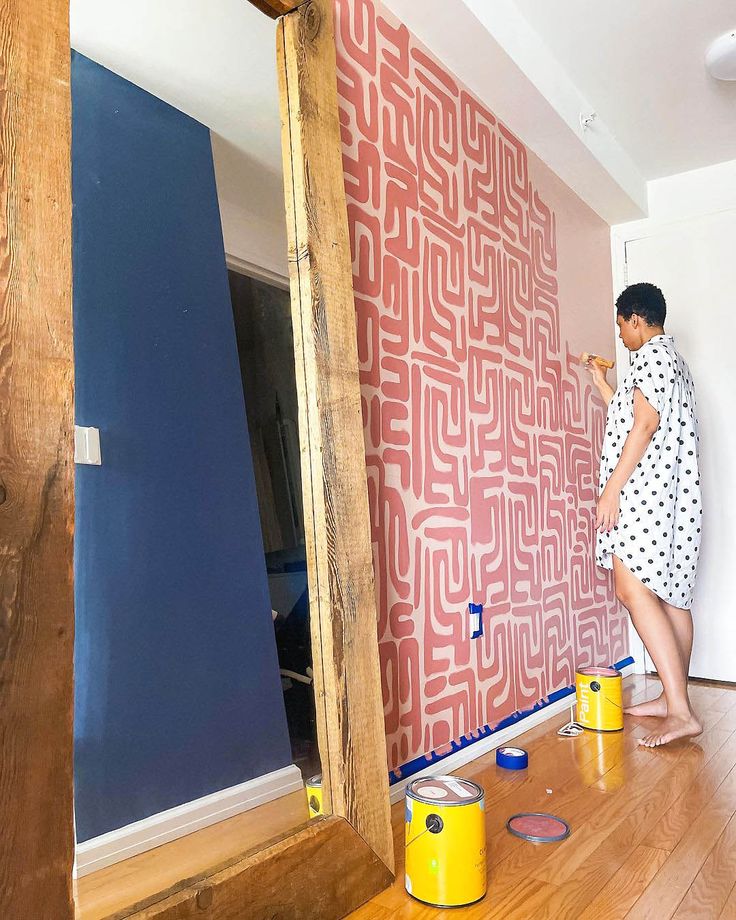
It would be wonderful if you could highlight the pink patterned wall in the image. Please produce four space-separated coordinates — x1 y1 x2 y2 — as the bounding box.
334 0 628 776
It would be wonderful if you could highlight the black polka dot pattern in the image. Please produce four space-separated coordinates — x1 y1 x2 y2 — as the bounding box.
596 334 702 608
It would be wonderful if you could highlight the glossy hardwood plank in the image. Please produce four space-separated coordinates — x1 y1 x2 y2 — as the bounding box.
720 882 736 919
673 811 736 919
578 846 670 920
528 725 729 917
715 703 736 733
345 903 392 920
643 731 736 851
626 764 736 918
347 680 736 920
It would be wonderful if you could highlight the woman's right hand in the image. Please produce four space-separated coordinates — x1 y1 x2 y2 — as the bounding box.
584 356 615 406
584 356 608 388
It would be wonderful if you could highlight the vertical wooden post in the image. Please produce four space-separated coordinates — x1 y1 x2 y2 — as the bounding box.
0 0 76 917
277 0 394 873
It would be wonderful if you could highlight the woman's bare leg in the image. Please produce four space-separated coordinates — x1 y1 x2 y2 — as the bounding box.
625 600 694 717
611 556 701 746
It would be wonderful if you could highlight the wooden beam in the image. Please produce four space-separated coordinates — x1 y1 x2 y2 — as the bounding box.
245 0 306 20
276 0 395 874
125 817 393 919
0 0 76 918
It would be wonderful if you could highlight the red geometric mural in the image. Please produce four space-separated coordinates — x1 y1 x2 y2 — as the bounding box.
334 0 628 775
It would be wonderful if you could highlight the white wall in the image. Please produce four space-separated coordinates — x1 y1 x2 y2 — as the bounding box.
611 159 736 681
71 0 289 280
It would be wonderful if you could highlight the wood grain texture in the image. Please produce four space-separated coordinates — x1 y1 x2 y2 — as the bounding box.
626 763 736 918
276 0 394 874
345 678 736 920
673 812 736 919
125 817 393 920
578 846 669 920
246 0 306 19
0 0 75 917
721 883 736 920
75 791 310 920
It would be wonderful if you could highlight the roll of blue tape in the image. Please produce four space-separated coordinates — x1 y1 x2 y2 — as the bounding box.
496 746 529 770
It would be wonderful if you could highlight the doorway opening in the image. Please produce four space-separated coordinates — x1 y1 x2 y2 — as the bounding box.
227 268 319 779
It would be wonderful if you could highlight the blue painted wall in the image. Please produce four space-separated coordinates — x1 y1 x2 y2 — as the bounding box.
71 52 292 842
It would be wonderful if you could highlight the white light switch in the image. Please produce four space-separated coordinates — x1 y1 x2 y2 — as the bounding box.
75 426 102 465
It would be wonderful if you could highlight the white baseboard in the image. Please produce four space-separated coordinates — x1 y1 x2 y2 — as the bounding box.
389 662 634 804
75 764 304 877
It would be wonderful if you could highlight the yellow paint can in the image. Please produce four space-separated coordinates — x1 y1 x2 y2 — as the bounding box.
576 666 623 732
404 776 486 908
305 774 323 818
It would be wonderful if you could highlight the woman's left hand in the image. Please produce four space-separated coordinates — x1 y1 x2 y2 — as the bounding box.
595 486 620 533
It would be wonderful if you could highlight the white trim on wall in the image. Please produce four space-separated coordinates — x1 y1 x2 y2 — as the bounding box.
388 662 635 803
75 764 304 877
225 252 290 291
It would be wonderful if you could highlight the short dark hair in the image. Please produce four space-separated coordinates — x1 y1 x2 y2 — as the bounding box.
616 282 666 327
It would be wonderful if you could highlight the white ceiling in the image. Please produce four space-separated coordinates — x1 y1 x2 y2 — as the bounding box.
71 0 282 176
71 0 289 274
513 0 736 179
70 0 736 242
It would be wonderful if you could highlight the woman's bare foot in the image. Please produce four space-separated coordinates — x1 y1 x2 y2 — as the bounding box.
638 712 703 747
624 694 668 718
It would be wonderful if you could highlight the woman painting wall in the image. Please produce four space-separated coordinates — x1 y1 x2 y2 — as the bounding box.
334 0 629 778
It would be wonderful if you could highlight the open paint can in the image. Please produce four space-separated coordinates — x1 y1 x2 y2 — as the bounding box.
404 776 486 908
576 666 623 732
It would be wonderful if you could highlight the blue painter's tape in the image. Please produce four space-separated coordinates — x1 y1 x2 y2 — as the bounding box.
469 603 483 639
613 656 635 672
496 746 528 770
388 655 635 786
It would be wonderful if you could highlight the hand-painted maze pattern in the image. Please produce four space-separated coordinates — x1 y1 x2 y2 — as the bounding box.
334 0 628 776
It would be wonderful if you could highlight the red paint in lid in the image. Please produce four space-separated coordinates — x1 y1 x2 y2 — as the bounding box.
506 812 570 843
577 666 620 678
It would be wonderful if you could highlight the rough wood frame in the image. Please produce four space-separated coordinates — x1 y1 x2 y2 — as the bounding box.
1 0 393 918
0 0 76 917
276 0 394 872
247 0 306 19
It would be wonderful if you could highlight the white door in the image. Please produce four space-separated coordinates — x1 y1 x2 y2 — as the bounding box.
625 211 736 682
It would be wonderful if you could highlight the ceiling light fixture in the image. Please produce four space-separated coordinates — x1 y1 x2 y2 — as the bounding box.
705 29 736 81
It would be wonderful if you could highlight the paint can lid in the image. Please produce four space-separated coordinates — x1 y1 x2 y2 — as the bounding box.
306 774 322 787
577 666 621 678
406 776 484 806
506 812 571 843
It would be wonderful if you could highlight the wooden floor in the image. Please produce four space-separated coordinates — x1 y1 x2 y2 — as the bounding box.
348 675 736 920
74 789 309 919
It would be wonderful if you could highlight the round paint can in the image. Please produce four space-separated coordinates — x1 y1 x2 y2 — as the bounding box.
404 776 486 908
576 666 623 732
305 774 323 818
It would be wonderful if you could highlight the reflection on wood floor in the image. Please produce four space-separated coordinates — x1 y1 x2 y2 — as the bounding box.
74 789 308 919
349 674 736 920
